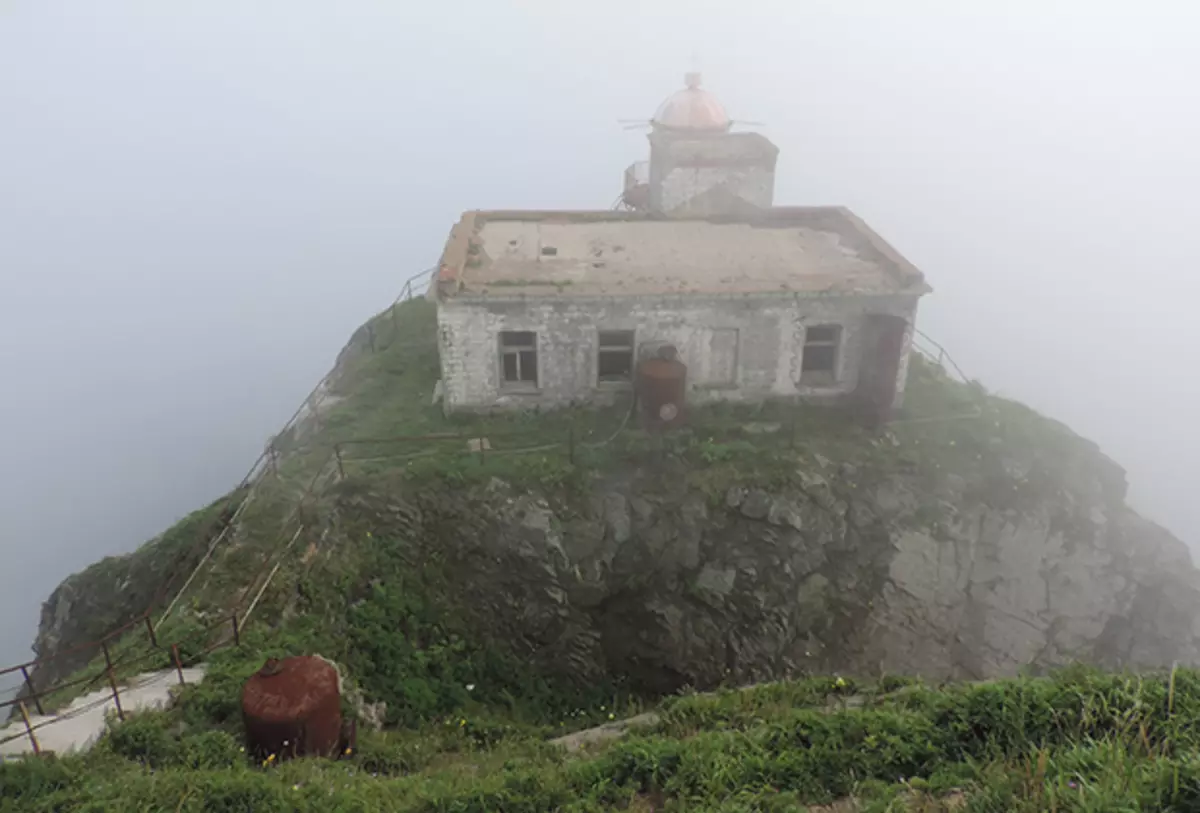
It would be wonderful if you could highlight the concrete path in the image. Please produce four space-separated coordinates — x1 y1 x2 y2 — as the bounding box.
547 682 889 754
550 712 660 753
0 666 206 759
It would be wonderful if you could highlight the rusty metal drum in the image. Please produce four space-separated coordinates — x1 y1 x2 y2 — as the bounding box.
637 345 687 431
241 656 344 761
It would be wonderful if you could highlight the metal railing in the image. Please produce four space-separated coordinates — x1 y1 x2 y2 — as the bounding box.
910 328 971 384
1 612 241 755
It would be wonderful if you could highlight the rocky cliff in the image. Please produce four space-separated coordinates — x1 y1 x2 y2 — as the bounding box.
22 299 1200 702
325 423 1200 696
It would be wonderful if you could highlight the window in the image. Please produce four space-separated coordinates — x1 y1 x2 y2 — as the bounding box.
707 328 739 386
499 331 538 387
597 330 635 383
802 325 841 380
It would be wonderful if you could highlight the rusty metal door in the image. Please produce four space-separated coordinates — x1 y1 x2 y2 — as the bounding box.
856 314 908 426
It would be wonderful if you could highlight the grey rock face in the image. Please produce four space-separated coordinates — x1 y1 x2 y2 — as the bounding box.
368 441 1200 694
27 405 1200 701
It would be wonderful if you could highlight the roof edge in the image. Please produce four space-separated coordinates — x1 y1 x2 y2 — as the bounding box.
831 206 930 291
433 206 933 300
434 211 478 298
440 289 928 305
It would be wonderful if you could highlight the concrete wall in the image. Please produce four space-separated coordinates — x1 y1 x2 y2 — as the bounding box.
437 294 920 413
648 132 779 217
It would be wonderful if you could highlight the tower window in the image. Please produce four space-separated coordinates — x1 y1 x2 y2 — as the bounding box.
597 330 635 383
499 331 538 387
802 325 841 381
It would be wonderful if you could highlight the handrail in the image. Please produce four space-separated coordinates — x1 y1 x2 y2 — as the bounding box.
911 328 971 384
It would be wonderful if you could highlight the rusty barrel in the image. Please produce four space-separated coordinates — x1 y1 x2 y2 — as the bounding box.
637 345 687 431
241 656 344 761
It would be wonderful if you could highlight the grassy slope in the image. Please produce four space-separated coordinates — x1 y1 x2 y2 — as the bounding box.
7 298 1158 810
34 297 1104 688
7 667 1200 811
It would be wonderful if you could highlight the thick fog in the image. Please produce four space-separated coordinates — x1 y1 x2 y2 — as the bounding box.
2 0 1198 675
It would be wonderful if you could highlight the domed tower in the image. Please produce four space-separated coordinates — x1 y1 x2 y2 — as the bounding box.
651 72 732 133
623 74 779 218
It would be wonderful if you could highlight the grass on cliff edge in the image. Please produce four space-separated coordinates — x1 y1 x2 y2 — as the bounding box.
271 296 1099 505
7 666 1200 811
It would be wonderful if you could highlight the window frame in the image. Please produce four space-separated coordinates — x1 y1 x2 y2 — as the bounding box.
498 330 540 390
800 323 842 383
596 328 636 386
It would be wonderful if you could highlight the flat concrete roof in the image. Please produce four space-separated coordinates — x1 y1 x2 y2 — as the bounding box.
435 208 930 299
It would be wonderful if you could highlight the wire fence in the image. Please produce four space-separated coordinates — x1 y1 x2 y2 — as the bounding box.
911 328 971 384
2 272 978 757
896 328 986 424
0 612 241 754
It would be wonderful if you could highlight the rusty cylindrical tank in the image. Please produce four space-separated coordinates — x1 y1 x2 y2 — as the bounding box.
637 344 687 431
242 656 346 761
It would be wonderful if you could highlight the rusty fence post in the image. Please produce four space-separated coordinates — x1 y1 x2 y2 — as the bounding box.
144 614 158 648
334 444 346 481
20 666 43 716
269 446 279 477
18 702 39 756
101 642 124 722
231 613 241 647
171 644 185 685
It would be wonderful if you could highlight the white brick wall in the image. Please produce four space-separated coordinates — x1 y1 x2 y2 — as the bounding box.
437 294 920 413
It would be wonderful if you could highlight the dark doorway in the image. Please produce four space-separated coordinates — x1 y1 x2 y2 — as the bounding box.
855 314 909 427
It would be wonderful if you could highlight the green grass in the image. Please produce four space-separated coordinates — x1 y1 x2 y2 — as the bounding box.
8 667 1200 811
